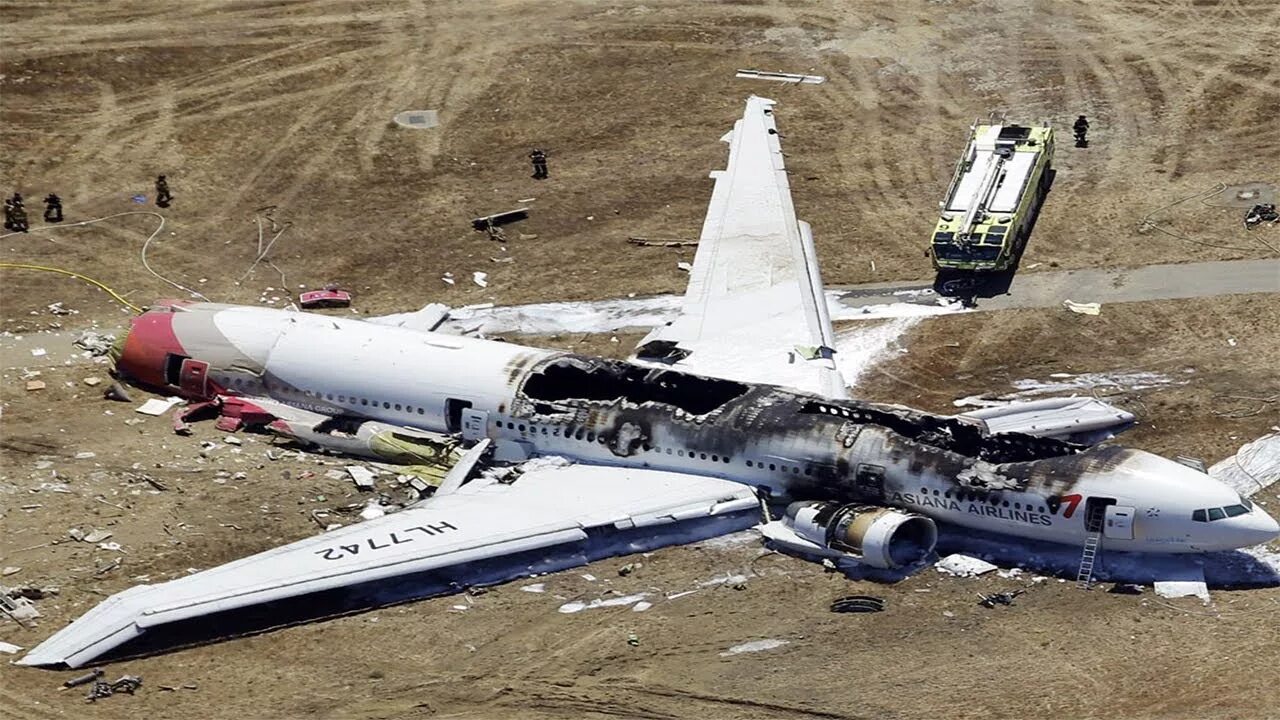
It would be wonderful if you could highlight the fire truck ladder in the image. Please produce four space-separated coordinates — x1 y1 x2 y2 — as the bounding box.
1075 505 1107 589
956 143 1011 243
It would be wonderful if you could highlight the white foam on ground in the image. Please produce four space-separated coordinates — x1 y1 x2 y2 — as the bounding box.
934 553 998 577
834 318 921 388
720 639 789 656
1005 371 1185 399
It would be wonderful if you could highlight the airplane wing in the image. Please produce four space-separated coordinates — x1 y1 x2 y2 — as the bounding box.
633 96 848 400
20 464 758 668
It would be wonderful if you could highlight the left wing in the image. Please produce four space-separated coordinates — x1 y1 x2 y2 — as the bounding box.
20 464 758 667
634 96 847 399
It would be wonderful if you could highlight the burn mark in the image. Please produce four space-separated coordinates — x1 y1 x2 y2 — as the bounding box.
522 356 748 416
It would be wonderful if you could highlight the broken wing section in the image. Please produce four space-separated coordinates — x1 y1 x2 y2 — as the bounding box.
955 397 1137 445
635 96 847 400
20 465 758 668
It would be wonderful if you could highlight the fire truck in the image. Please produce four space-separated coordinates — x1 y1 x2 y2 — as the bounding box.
929 119 1054 272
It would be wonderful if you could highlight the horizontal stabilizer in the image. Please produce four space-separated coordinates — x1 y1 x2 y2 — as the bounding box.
956 397 1136 444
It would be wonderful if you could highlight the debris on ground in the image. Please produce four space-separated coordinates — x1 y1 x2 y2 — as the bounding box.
0 586 42 623
627 632 640 646
618 562 641 577
0 641 23 654
471 208 529 232
557 593 649 614
345 465 376 490
1109 583 1144 595
135 397 183 416
74 331 116 356
934 554 998 577
86 675 142 702
25 380 46 391
104 382 132 402
1063 299 1102 315
627 236 699 247
830 595 886 613
1244 203 1278 228
82 376 103 386
735 68 826 84
719 638 790 656
63 668 105 688
978 590 1025 608
299 287 352 309
473 271 489 288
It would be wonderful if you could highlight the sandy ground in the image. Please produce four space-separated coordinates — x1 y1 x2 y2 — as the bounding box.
2 1 1280 719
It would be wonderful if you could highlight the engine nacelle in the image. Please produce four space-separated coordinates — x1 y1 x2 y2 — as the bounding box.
784 501 937 569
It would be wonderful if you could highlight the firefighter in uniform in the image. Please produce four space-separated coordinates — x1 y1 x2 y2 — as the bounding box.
1073 115 1090 148
155 174 173 208
8 193 29 232
529 149 548 180
43 193 63 223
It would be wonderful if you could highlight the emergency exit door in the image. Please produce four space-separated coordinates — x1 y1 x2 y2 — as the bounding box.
1104 505 1136 540
459 408 488 442
179 358 210 398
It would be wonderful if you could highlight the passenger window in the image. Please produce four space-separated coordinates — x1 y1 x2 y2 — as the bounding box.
587 432 595 442
768 464 776 471
395 404 402 411
383 402 391 409
746 460 753 467
711 454 719 462
361 399 368 406
417 408 424 415
1208 507 1226 521
1192 509 1207 522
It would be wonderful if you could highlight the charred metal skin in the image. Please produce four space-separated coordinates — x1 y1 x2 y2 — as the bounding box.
113 303 1279 555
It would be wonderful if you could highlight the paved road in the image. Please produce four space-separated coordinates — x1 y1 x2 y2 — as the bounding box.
833 259 1279 313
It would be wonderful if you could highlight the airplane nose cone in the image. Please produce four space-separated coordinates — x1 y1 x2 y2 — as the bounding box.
1219 506 1280 549
1246 507 1280 544
116 307 185 388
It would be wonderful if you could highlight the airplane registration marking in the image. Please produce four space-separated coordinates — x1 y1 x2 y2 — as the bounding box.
315 521 459 560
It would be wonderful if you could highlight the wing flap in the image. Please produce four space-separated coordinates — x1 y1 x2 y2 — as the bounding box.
21 465 758 667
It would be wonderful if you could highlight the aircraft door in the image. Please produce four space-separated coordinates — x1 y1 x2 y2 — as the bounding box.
178 358 210 398
854 463 886 502
1104 505 1136 540
459 408 489 442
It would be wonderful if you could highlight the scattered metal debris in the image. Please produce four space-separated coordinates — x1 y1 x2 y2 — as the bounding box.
104 382 132 402
86 675 142 702
830 595 886 613
63 668 104 688
1062 299 1101 315
299 287 353 309
935 554 998 577
735 69 825 84
136 396 183 416
0 641 22 655
627 236 699 247
73 331 116 356
471 208 529 232
1244 203 1278 229
978 590 1025 608
617 562 641 577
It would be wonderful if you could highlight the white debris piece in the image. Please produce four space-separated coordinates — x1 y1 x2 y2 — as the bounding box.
677 261 693 272
1063 300 1101 315
1 567 20 576
735 69 825 84
73 451 96 460
557 593 649 614
82 529 113 544
719 639 789 656
935 554 998 577
472 271 489 288
1154 580 1211 604
136 397 183 416
31 347 47 357
631 601 653 612
1209 432 1280 497
358 501 386 521
520 583 546 593
223 435 242 445
0 641 23 654
345 465 376 490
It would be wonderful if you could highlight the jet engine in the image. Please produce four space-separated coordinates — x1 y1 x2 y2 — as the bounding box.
783 501 937 569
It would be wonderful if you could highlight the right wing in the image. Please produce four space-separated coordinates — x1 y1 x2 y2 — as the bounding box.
634 96 847 399
20 464 758 668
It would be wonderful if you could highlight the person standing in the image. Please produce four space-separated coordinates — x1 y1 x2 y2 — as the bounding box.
1073 115 1090 148
155 174 173 208
8 193 29 232
43 193 63 223
529 149 548 180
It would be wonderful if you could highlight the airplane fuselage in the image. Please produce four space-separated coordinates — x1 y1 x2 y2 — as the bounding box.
118 302 1279 555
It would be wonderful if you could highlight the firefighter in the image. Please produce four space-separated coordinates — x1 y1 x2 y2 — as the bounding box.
8 194 29 233
1073 115 1089 148
155 174 173 208
43 193 63 223
529 149 548 180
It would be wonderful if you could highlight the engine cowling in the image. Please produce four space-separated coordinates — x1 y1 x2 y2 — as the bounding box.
784 501 937 569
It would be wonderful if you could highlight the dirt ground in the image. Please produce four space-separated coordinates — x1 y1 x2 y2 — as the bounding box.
2 1 1279 719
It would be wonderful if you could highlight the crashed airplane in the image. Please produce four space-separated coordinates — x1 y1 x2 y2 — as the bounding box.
20 96 1278 668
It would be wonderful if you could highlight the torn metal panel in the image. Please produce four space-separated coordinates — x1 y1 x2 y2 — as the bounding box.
736 69 826 84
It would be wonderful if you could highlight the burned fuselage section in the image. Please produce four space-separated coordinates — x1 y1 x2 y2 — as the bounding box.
497 353 1114 530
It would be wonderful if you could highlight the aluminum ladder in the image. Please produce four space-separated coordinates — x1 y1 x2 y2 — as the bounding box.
1075 504 1107 588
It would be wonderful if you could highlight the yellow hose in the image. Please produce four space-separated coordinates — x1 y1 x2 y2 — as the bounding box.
0 262 143 314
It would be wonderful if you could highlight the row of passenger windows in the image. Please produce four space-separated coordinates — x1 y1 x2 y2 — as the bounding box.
1192 498 1253 522
918 486 1049 515
233 376 428 415
495 419 819 472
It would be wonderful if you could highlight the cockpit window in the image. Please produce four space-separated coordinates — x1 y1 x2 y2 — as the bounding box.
1207 507 1226 521
1192 509 1207 522
1194 502 1253 522
1223 504 1249 518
